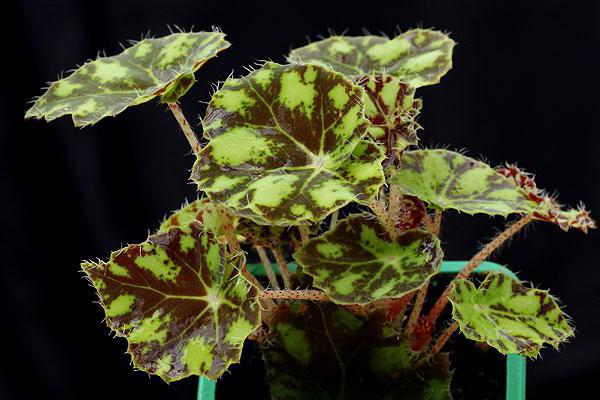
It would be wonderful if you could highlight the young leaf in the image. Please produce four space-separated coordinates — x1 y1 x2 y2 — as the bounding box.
82 222 260 381
263 303 452 400
159 198 227 238
392 149 538 216
293 214 443 304
449 272 573 357
497 164 596 233
26 31 230 126
289 29 455 88
357 73 421 156
192 62 385 226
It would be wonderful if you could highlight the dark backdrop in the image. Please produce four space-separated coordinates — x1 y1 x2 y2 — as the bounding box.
4 0 599 399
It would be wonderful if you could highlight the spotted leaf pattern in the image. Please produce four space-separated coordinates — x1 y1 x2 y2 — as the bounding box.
450 272 573 357
289 29 455 88
82 222 260 381
159 198 227 239
293 214 443 304
192 62 385 226
392 149 538 216
26 31 230 126
236 218 300 248
357 73 421 156
263 303 452 400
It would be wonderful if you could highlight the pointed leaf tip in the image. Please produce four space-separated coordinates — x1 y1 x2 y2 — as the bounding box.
82 222 260 381
496 164 596 233
450 272 573 357
192 62 385 226
293 214 443 304
289 29 455 88
26 31 230 126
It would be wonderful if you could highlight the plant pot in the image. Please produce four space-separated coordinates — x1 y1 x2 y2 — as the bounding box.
197 261 527 400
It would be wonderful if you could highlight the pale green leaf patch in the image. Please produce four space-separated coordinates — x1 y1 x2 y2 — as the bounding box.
294 214 443 304
289 29 455 88
392 149 538 216
26 31 230 126
82 222 260 381
450 272 573 357
192 62 385 226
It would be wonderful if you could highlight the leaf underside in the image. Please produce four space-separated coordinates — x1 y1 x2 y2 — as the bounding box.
357 73 421 155
26 31 230 126
82 222 260 381
450 272 573 357
393 149 538 216
294 214 443 304
289 29 455 88
192 62 385 226
263 303 452 400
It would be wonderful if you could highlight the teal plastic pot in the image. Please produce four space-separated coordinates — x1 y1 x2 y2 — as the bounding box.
197 260 527 400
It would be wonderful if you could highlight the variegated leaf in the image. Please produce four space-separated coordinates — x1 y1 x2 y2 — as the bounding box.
263 303 452 400
159 198 227 238
192 62 385 226
293 214 443 304
496 164 596 233
26 31 230 126
289 29 455 88
82 222 260 381
357 73 421 156
392 149 538 216
450 272 573 357
236 218 300 248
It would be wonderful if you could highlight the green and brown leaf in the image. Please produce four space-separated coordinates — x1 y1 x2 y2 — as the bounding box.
192 62 385 226
392 149 538 216
263 303 452 400
82 222 260 381
450 272 573 357
26 31 230 126
293 214 443 304
289 29 455 88
236 218 300 248
357 73 422 157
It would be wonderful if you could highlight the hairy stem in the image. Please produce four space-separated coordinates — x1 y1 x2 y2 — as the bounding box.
330 210 339 230
405 283 429 337
370 199 397 238
167 102 201 154
215 205 265 293
422 211 435 233
430 321 459 356
260 289 330 301
298 225 310 243
255 246 280 289
433 209 442 236
426 214 534 325
271 247 293 288
215 206 240 252
388 183 403 228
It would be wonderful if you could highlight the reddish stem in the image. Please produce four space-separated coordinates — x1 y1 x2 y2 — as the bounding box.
167 102 201 154
425 215 533 326
260 289 330 301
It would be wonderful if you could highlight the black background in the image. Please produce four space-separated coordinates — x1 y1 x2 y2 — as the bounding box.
4 0 599 399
